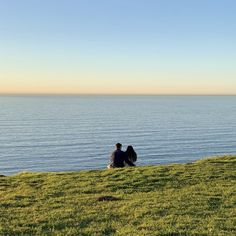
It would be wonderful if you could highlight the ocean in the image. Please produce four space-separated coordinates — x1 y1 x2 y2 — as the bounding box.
0 95 235 175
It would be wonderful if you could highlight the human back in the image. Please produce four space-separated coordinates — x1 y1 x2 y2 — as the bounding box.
125 145 137 163
112 149 127 167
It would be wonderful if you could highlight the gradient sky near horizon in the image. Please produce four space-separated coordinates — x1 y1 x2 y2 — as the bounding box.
0 0 236 94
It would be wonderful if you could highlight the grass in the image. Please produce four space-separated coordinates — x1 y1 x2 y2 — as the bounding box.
0 155 236 235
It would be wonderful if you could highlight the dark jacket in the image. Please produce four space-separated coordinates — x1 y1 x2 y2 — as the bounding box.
110 149 135 168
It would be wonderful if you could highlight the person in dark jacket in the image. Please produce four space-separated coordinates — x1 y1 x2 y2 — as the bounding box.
108 143 135 168
125 145 137 164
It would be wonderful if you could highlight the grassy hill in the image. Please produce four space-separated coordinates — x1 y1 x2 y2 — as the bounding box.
0 156 236 235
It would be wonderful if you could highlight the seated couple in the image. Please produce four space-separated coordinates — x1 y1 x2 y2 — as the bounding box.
108 143 137 168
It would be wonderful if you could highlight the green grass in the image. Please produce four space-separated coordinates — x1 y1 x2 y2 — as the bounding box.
0 155 236 235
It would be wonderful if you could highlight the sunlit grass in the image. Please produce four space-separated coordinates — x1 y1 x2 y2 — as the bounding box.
0 155 236 235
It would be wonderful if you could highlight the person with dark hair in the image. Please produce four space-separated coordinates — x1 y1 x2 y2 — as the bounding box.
108 143 135 168
125 145 137 164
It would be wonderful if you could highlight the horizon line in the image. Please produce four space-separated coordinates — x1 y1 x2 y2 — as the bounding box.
0 93 236 96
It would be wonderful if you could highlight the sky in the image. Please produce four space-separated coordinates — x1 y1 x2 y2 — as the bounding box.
0 0 236 95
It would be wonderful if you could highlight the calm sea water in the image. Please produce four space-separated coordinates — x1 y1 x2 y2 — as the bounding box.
0 95 235 175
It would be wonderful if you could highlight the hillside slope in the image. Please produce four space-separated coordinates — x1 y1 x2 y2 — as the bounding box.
0 156 236 235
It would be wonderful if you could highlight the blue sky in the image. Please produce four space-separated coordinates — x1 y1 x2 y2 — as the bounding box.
0 0 236 94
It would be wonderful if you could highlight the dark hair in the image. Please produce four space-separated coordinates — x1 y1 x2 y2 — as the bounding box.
126 145 137 162
116 143 122 149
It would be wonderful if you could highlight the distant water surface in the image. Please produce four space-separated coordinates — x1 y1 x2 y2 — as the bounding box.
0 95 235 175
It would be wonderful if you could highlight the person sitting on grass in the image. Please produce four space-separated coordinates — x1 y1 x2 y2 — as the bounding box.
125 145 137 165
108 143 135 168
